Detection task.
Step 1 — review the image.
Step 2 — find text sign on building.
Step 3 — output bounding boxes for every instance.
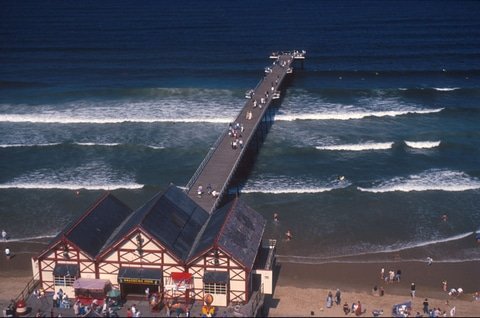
[118,278,160,285]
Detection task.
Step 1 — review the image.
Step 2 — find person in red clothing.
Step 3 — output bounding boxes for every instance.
[127,307,133,318]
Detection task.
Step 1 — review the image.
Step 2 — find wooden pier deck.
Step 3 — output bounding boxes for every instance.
[186,51,305,213]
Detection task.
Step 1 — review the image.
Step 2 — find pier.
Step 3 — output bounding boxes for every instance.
[186,50,305,213]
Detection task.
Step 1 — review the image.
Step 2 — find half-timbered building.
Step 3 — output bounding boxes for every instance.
[32,193,132,297]
[32,185,267,307]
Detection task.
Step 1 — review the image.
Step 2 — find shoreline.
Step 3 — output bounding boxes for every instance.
[1,241,479,316]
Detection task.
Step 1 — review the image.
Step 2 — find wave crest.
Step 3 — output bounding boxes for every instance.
[317,142,393,151]
[404,140,441,149]
[358,169,480,193]
[0,182,144,190]
[0,114,231,124]
[239,176,350,194]
[276,108,444,121]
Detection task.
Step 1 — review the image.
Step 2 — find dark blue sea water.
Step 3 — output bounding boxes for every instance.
[1,0,480,263]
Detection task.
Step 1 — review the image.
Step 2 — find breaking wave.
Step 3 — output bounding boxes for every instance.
[404,140,441,149]
[357,169,480,193]
[433,87,460,91]
[316,142,393,151]
[0,182,144,190]
[239,176,350,194]
[0,114,231,124]
[0,143,60,148]
[275,108,444,121]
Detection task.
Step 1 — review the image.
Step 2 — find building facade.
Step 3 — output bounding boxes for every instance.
[32,185,268,307]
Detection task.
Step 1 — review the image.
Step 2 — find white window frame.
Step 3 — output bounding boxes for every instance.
[204,282,227,295]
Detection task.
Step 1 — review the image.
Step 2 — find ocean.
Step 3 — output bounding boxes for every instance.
[1,0,480,264]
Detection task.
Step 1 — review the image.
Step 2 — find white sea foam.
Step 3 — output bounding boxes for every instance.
[75,142,121,147]
[0,161,143,190]
[275,108,444,121]
[316,142,393,151]
[239,176,350,194]
[404,140,441,149]
[0,143,60,148]
[146,145,165,150]
[5,234,57,243]
[0,182,144,190]
[0,114,231,124]
[241,187,336,194]
[433,87,460,91]
[357,169,480,193]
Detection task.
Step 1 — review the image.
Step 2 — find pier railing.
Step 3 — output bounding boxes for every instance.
[14,273,40,303]
[185,127,229,192]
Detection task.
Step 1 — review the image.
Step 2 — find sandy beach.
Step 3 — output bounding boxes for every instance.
[1,241,479,316]
[267,261,480,317]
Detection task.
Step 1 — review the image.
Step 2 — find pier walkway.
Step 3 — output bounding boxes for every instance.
[186,51,305,213]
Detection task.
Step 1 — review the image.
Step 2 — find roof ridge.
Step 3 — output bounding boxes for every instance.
[214,197,239,247]
[64,191,111,236]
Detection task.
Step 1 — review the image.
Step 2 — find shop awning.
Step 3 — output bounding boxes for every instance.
[73,278,111,291]
[53,263,80,277]
[171,272,192,281]
[118,267,162,285]
[203,271,228,284]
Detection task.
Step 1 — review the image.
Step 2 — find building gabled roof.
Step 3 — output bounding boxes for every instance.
[40,184,266,271]
[100,184,210,262]
[38,192,133,260]
[65,193,133,258]
[189,198,266,270]
[140,185,209,261]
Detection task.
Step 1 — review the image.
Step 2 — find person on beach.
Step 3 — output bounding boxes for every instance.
[326,291,333,308]
[343,302,350,315]
[335,289,341,305]
[1,229,7,241]
[273,213,279,222]
[395,269,401,282]
[426,256,433,265]
[442,280,448,292]
[410,282,416,298]
[380,267,384,280]
[422,298,429,314]
[354,300,362,316]
[450,306,456,317]
[285,230,293,241]
[4,247,11,259]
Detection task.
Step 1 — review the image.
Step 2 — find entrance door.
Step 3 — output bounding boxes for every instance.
[121,283,159,300]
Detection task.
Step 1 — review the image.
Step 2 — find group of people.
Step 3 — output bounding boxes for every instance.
[126,304,141,317]
[228,122,244,150]
[197,184,219,199]
[342,300,364,316]
[52,289,70,309]
[326,289,342,308]
[380,268,402,283]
